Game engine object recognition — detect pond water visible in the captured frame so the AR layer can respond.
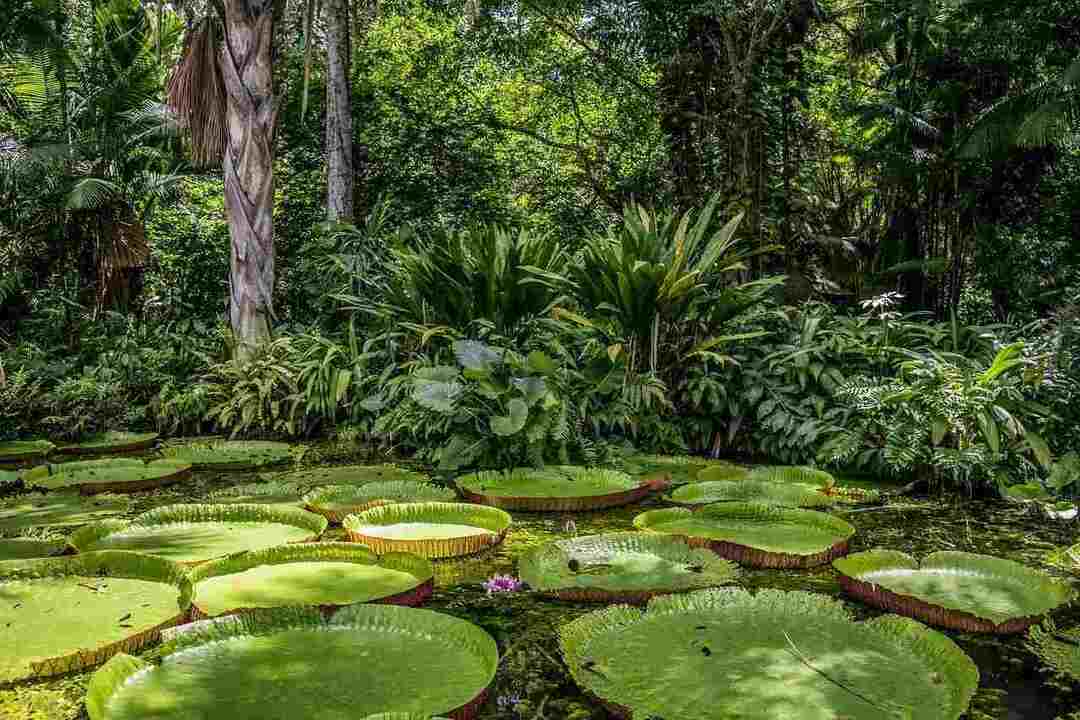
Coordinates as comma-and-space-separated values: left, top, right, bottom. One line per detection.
1, 445, 1077, 720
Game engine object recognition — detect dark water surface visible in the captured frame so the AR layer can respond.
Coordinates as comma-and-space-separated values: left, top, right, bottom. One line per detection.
1, 444, 1077, 719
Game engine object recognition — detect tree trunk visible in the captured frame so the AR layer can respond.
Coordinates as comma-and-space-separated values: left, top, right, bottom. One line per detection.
325, 0, 354, 222
221, 0, 277, 354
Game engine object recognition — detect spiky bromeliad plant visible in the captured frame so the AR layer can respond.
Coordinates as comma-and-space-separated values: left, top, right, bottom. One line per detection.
187, 542, 435, 619
519, 532, 739, 603
456, 466, 653, 512
69, 503, 327, 565
343, 502, 511, 559
303, 481, 456, 523
24, 458, 192, 494
86, 605, 498, 720
633, 502, 855, 568
558, 588, 979, 720
834, 550, 1074, 634
0, 551, 190, 684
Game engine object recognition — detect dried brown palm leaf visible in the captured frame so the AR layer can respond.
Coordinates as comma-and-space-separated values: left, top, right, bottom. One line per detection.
166, 19, 226, 167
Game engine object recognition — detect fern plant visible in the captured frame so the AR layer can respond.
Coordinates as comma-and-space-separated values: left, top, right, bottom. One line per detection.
202, 340, 304, 439
819, 343, 1051, 492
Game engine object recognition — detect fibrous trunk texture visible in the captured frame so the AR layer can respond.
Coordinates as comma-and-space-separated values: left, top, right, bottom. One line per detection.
222, 0, 276, 354
324, 0, 355, 222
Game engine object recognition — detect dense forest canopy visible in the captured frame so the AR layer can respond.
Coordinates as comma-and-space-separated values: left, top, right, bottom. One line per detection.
1, 0, 1079, 494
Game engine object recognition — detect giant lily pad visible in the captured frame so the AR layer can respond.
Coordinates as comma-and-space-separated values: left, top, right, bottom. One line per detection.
209, 481, 305, 507
344, 502, 510, 559
24, 458, 192, 494
519, 532, 739, 603
559, 588, 978, 720
622, 454, 739, 486
748, 465, 882, 505
833, 550, 1075, 634
633, 503, 855, 568
457, 466, 651, 512
86, 604, 498, 720
0, 492, 131, 535
163, 440, 293, 471
69, 504, 327, 565
303, 481, 456, 523
1027, 619, 1080, 684
0, 439, 54, 465
0, 551, 189, 684
0, 536, 66, 561
0, 469, 20, 491
277, 464, 429, 490
670, 478, 837, 509
188, 543, 434, 619
56, 432, 159, 456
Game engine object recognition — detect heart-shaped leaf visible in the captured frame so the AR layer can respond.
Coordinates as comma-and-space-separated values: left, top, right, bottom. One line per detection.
491, 398, 528, 437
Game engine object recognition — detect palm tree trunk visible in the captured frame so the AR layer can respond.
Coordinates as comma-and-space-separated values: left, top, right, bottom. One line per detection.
325, 0, 354, 222
221, 0, 276, 354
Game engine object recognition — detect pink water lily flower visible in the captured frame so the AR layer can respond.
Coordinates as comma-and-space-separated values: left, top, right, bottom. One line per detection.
483, 574, 523, 594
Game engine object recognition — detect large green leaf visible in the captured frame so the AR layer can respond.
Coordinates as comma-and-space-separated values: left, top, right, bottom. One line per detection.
0, 439, 55, 463
490, 398, 528, 436
24, 458, 191, 494
56, 431, 159, 456
163, 441, 293, 471
0, 492, 131, 535
519, 532, 738, 601
302, 481, 456, 522
188, 543, 434, 618
70, 504, 327, 564
634, 503, 855, 568
0, 552, 189, 684
559, 588, 978, 720
209, 481, 306, 507
86, 605, 498, 720
671, 479, 836, 509
412, 379, 464, 413
452, 340, 502, 373
457, 466, 645, 511
343, 502, 510, 559
834, 550, 1074, 631
275, 464, 429, 490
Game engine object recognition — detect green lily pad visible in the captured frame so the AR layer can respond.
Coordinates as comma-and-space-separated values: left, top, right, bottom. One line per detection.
0, 551, 189, 684
622, 455, 738, 486
1027, 619, 1080, 684
209, 481, 305, 507
0, 537, 66, 561
749, 465, 882, 505
834, 550, 1075, 633
1047, 542, 1080, 573
69, 504, 327, 565
0, 439, 55, 465
86, 605, 498, 720
24, 459, 192, 494
56, 432, 159, 456
188, 543, 434, 618
303, 482, 456, 523
457, 466, 648, 511
633, 503, 855, 568
519, 532, 739, 603
276, 464, 429, 490
0, 493, 131, 535
0, 469, 20, 490
162, 441, 293, 471
344, 502, 511, 559
670, 478, 836, 508
559, 588, 978, 720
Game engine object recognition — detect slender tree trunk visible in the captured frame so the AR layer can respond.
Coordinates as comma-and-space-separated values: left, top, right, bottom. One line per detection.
325, 0, 354, 222
221, 0, 277, 354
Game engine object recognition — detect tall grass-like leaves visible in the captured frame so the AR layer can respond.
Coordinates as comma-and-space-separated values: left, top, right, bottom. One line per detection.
565, 195, 755, 372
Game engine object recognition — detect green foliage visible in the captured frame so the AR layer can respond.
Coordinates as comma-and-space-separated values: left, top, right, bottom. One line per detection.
819, 343, 1050, 491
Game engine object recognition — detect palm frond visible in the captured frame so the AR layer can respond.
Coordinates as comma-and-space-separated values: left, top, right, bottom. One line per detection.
166, 18, 226, 167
